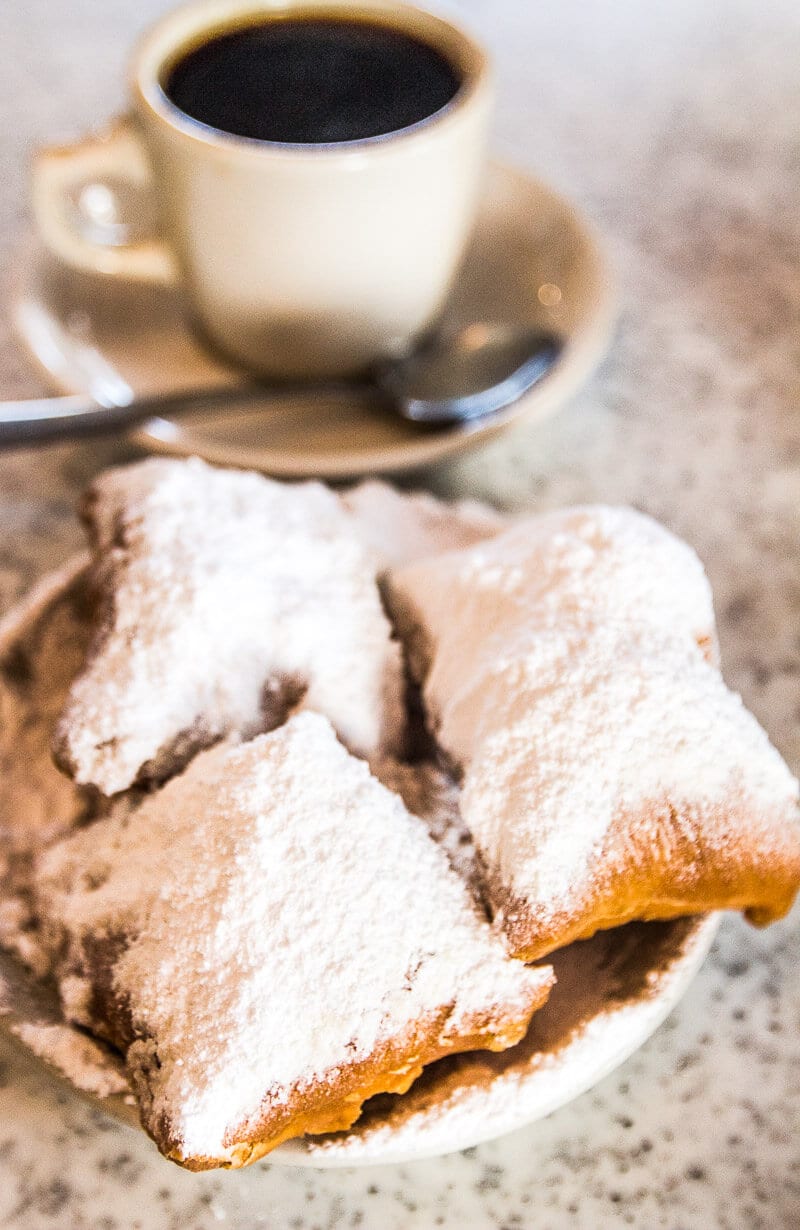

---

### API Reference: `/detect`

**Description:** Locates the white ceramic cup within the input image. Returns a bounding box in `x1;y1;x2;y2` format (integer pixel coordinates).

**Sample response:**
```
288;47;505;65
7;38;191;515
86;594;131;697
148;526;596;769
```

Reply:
33;0;492;380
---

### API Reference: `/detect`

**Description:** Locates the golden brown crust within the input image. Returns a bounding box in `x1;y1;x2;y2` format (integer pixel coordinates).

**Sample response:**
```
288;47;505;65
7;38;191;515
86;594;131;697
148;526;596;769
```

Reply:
147;986;553;1170
59;921;553;1169
496;795;800;962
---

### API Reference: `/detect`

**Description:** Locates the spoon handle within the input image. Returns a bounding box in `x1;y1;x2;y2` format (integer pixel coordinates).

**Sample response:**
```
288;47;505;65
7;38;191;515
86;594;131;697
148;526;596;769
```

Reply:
0;388;256;447
0;395;134;445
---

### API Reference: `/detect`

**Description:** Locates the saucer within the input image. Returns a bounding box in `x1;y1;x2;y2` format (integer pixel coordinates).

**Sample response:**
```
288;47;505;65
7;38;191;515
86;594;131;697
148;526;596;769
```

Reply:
0;561;717;1168
13;161;614;478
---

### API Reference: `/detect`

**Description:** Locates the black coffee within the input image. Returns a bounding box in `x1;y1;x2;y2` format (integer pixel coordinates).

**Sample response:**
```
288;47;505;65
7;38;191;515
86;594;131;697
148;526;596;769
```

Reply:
164;20;462;144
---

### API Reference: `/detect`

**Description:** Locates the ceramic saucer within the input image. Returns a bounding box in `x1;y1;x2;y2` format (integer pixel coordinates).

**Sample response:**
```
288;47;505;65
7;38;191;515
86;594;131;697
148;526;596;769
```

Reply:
0;561;717;1169
13;161;614;479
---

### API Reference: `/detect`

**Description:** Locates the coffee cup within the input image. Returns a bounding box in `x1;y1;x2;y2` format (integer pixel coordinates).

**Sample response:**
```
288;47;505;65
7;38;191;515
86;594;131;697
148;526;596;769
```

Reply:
33;0;492;380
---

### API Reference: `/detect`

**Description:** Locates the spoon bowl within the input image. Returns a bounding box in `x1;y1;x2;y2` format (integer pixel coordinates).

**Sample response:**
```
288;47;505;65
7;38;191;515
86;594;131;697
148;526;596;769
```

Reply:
377;323;562;424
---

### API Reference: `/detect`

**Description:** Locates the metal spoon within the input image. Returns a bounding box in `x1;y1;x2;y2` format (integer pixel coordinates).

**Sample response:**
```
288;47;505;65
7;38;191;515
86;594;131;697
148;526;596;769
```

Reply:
0;323;562;446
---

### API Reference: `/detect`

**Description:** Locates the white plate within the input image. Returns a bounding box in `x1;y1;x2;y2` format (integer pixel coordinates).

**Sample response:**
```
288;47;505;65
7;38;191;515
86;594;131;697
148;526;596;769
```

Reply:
0;563;717;1168
13;161;614;479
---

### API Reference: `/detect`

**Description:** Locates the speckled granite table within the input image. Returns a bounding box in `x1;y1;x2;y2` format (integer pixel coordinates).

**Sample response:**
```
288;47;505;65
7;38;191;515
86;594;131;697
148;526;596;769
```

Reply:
1;1;799;1226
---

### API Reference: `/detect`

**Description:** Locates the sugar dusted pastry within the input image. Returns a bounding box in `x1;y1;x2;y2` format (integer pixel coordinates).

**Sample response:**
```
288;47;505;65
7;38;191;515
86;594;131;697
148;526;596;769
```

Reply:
342;479;505;568
54;458;405;794
34;713;553;1169
388;506;800;960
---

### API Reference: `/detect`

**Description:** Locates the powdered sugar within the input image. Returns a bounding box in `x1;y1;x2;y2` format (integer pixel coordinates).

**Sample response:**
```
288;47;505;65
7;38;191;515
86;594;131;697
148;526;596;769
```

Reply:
0;557;93;860
0;559;98;975
35;713;552;1163
342;480;505;568
389;506;800;955
12;1020;129;1097
55;459;407;794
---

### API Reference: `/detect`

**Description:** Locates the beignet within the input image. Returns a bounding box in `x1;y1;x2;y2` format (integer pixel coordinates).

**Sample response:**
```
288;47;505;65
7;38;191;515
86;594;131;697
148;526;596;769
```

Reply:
54;458;406;794
34;712;553;1169
388;505;800;959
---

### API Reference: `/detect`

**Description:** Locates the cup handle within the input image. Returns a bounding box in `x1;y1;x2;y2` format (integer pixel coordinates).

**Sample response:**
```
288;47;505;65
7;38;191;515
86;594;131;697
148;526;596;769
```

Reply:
31;114;178;284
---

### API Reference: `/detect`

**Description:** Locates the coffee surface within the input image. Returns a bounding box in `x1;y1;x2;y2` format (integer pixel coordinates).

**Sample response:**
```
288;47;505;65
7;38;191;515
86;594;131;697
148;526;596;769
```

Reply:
164;20;462;144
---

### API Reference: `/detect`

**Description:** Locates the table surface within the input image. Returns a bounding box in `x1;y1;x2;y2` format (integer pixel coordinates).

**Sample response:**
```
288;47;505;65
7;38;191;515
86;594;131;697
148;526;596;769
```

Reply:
1;1;799;1226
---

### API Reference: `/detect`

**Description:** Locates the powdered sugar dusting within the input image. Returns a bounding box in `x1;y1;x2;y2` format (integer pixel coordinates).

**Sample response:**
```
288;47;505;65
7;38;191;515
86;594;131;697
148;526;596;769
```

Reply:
12;1020;129;1097
0;559;97;975
342;481;505;568
35;713;551;1163
0;558;93;860
55;459;407;795
389;506;800;955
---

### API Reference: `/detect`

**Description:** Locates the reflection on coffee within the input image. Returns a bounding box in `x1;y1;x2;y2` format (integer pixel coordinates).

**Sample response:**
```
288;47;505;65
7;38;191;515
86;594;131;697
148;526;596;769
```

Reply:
164;19;462;144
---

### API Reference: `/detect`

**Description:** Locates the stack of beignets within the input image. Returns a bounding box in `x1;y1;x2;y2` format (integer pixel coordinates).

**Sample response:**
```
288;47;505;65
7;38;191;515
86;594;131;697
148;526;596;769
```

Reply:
28;461;800;1169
